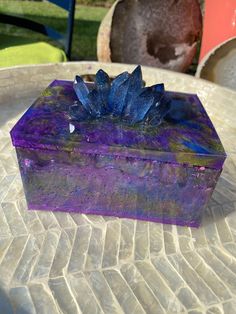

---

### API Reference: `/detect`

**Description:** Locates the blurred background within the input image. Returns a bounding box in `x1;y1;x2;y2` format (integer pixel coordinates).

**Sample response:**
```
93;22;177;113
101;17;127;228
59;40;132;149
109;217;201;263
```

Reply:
0;0;112;61
0;0;235;90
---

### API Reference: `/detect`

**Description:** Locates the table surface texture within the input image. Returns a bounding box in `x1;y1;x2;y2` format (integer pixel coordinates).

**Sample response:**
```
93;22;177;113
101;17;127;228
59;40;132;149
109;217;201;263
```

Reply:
0;62;236;314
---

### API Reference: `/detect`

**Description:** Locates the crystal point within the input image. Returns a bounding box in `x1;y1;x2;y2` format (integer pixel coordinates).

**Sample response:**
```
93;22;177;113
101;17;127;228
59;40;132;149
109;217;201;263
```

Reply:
95;69;110;89
88;89;103;118
95;70;110;114
108;72;129;112
131;65;143;88
151;83;165;92
123;66;144;115
112;77;130;116
126;66;143;98
73;76;91;113
128;88;155;124
145;96;171;126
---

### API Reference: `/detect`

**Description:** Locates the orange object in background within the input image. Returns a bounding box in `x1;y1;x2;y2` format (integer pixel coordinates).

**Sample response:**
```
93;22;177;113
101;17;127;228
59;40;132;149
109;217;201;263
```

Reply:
199;0;236;61
197;0;236;90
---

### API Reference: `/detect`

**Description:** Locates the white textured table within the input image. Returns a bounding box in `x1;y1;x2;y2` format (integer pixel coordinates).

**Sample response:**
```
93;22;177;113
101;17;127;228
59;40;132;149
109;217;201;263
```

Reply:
0;62;236;314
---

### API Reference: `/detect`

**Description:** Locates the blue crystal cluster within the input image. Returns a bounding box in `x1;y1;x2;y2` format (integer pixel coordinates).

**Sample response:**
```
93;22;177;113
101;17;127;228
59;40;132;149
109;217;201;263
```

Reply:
71;66;190;126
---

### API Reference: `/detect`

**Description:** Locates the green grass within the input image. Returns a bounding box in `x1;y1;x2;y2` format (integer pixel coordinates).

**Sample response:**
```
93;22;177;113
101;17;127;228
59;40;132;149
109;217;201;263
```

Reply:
0;1;108;60
76;0;115;6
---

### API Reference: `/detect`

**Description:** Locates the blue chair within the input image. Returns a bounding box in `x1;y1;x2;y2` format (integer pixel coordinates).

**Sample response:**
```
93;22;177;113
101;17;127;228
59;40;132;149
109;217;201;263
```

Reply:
0;0;75;67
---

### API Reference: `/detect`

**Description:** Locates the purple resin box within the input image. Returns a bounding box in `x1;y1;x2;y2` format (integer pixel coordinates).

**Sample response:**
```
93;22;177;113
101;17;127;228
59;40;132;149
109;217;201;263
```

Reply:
10;70;226;227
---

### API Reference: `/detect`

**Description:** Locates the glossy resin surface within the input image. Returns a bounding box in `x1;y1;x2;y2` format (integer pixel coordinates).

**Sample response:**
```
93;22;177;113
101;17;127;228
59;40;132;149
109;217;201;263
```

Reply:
11;80;226;227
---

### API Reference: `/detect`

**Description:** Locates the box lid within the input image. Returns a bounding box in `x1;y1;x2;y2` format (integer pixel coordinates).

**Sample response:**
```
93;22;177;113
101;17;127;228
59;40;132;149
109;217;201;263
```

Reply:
10;80;226;169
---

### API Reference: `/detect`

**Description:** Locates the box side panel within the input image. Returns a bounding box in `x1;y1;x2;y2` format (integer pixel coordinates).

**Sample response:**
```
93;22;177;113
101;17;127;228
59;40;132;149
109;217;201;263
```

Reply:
16;147;221;227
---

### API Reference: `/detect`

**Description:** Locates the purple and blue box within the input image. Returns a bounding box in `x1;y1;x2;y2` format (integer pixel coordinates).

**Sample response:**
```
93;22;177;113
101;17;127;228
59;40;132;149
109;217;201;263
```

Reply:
10;66;226;227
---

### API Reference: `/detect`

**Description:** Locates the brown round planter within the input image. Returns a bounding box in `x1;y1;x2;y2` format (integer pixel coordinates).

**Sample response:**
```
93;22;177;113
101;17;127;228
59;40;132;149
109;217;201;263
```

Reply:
97;0;202;72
